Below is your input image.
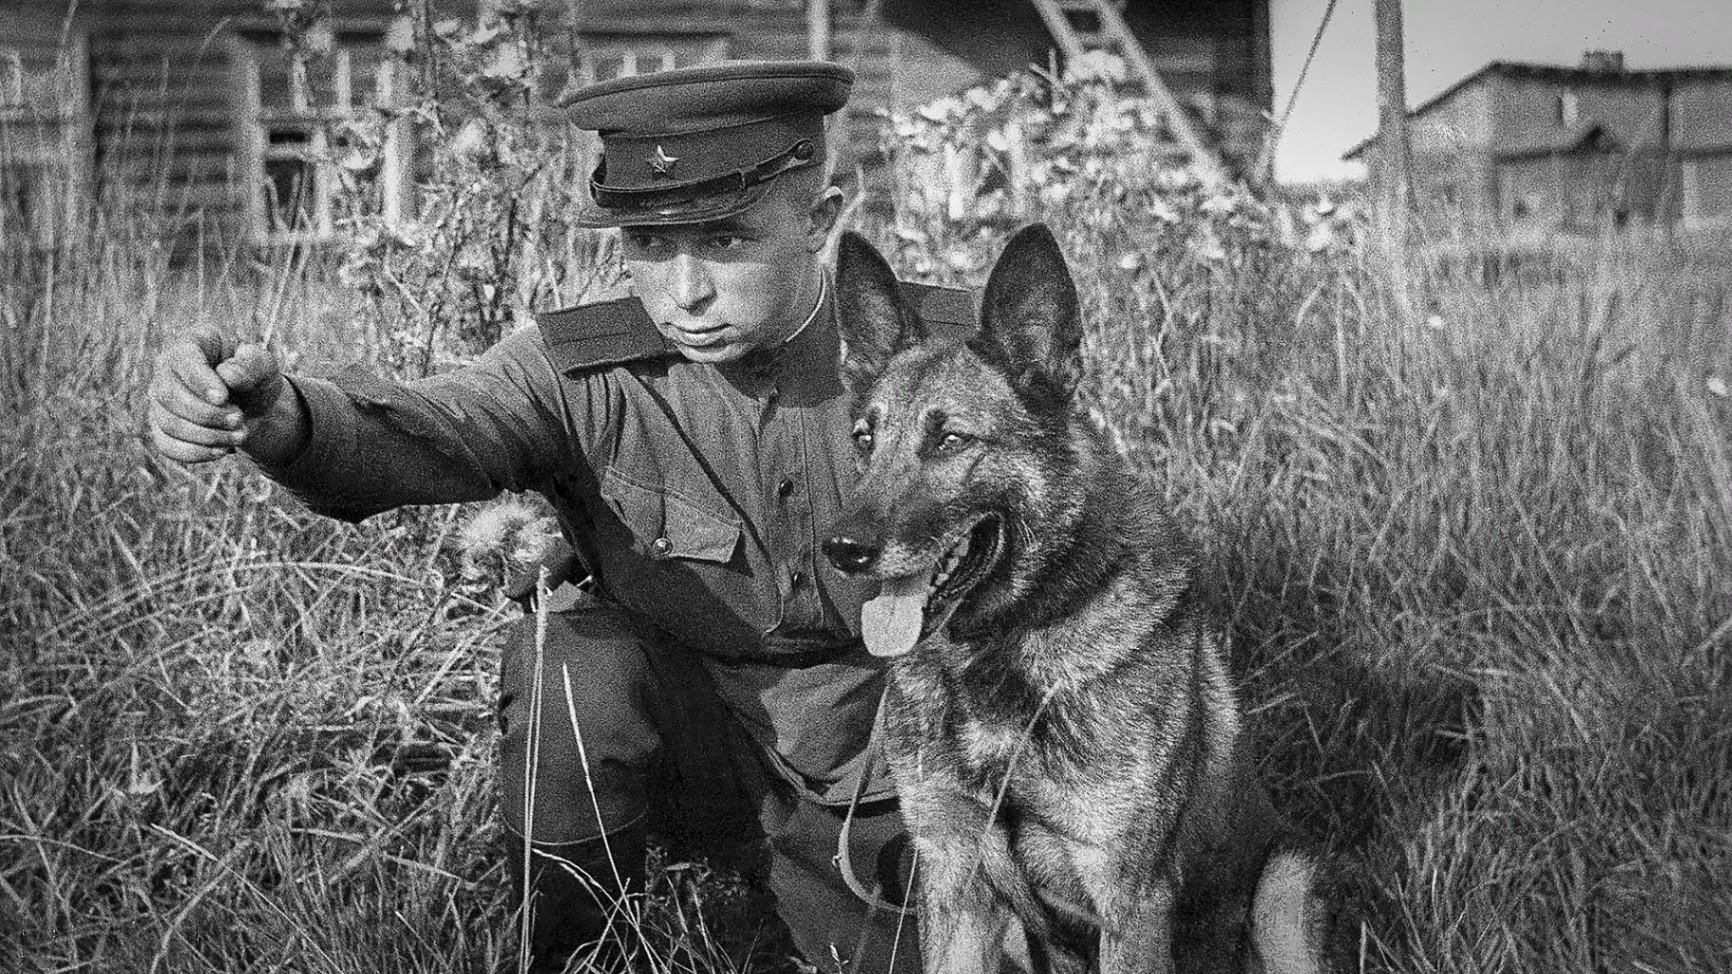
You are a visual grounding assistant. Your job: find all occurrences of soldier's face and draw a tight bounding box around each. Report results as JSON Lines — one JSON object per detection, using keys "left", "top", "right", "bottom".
{"left": 621, "top": 181, "right": 837, "bottom": 365}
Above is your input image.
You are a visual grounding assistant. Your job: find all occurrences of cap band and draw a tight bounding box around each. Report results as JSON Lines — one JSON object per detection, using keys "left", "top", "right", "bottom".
{"left": 589, "top": 137, "right": 816, "bottom": 213}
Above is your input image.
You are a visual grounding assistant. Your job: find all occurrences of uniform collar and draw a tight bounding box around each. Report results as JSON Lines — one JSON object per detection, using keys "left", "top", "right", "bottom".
{"left": 720, "top": 273, "right": 841, "bottom": 404}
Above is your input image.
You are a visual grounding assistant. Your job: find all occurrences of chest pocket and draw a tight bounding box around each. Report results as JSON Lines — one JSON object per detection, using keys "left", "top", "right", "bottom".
{"left": 600, "top": 466, "right": 742, "bottom": 564}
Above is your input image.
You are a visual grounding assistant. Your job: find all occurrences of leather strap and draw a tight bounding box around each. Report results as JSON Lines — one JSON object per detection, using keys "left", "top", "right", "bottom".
{"left": 833, "top": 684, "right": 917, "bottom": 917}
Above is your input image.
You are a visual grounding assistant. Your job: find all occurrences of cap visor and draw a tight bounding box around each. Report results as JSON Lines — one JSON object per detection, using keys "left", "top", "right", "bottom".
{"left": 571, "top": 180, "right": 776, "bottom": 230}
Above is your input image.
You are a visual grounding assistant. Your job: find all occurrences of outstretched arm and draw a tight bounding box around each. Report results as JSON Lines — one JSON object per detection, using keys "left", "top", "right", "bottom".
{"left": 147, "top": 327, "right": 586, "bottom": 522}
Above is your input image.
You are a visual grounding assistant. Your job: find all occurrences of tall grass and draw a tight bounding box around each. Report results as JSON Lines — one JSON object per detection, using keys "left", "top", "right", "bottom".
{"left": 1051, "top": 215, "right": 1732, "bottom": 970}
{"left": 5, "top": 152, "right": 1731, "bottom": 972}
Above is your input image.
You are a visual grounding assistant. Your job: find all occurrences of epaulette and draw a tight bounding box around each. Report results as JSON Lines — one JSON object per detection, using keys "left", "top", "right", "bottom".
{"left": 537, "top": 296, "right": 678, "bottom": 373}
{"left": 898, "top": 281, "right": 978, "bottom": 340}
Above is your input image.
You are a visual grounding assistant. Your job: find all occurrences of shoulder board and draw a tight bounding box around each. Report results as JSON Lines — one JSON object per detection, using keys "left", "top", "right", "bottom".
{"left": 536, "top": 296, "right": 677, "bottom": 373}
{"left": 897, "top": 281, "right": 978, "bottom": 340}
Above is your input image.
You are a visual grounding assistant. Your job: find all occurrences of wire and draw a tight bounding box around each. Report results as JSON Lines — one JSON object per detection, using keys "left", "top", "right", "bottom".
{"left": 1255, "top": 0, "right": 1341, "bottom": 182}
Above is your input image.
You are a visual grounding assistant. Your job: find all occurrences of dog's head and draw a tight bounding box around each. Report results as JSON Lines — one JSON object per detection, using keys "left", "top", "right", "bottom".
{"left": 824, "top": 225, "right": 1088, "bottom": 657}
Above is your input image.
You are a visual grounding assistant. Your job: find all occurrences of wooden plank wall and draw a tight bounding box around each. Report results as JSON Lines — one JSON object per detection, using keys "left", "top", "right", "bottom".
{"left": 5, "top": 0, "right": 1270, "bottom": 244}
{"left": 81, "top": 0, "right": 415, "bottom": 240}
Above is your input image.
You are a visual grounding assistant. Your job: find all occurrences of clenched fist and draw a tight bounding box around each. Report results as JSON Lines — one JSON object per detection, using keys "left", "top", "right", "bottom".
{"left": 148, "top": 331, "right": 307, "bottom": 466}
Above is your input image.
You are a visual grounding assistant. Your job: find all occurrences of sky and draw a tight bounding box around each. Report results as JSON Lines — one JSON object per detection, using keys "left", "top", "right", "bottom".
{"left": 1267, "top": 0, "right": 1732, "bottom": 183}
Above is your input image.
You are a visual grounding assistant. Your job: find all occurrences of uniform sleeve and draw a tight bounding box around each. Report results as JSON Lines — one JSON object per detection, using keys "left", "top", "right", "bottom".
{"left": 258, "top": 327, "right": 592, "bottom": 522}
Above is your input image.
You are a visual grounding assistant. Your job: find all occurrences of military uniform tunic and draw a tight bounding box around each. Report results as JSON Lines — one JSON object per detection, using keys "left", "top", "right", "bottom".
{"left": 262, "top": 281, "right": 975, "bottom": 806}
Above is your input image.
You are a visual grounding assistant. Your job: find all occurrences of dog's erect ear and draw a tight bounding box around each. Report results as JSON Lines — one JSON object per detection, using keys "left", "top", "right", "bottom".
{"left": 836, "top": 231, "right": 926, "bottom": 393}
{"left": 974, "top": 224, "right": 1082, "bottom": 405}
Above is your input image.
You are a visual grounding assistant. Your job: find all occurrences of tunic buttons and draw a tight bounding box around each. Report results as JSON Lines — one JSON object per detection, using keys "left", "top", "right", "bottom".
{"left": 777, "top": 477, "right": 797, "bottom": 499}
{"left": 650, "top": 536, "right": 673, "bottom": 559}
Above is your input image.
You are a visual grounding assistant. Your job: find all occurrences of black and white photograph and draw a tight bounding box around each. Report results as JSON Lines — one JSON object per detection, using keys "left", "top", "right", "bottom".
{"left": 2, "top": 0, "right": 1727, "bottom": 971}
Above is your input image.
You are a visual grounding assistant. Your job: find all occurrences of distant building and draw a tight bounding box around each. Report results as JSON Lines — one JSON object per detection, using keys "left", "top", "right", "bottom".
{"left": 1, "top": 0, "right": 1271, "bottom": 249}
{"left": 1346, "top": 52, "right": 1732, "bottom": 238}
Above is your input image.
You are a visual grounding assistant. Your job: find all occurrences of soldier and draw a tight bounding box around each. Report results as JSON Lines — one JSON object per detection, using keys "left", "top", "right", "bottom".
{"left": 146, "top": 60, "right": 975, "bottom": 973}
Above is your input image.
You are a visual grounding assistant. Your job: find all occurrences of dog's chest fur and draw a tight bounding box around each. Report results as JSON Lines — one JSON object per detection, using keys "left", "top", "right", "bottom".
{"left": 884, "top": 563, "right": 1200, "bottom": 825}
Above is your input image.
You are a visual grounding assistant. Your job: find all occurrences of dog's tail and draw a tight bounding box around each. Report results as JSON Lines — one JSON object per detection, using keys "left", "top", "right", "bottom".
{"left": 1247, "top": 849, "right": 1325, "bottom": 974}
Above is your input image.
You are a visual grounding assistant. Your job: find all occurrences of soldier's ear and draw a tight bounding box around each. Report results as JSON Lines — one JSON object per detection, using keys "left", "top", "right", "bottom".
{"left": 807, "top": 185, "right": 845, "bottom": 252}
{"left": 836, "top": 231, "right": 925, "bottom": 394}
{"left": 972, "top": 224, "right": 1082, "bottom": 407}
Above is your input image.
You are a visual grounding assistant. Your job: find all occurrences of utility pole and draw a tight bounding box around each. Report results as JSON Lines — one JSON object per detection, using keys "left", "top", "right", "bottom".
{"left": 1374, "top": 0, "right": 1414, "bottom": 311}
{"left": 808, "top": 0, "right": 832, "bottom": 61}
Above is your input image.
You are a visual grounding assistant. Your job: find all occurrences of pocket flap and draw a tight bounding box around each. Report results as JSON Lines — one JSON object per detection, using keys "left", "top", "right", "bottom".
{"left": 601, "top": 468, "right": 741, "bottom": 564}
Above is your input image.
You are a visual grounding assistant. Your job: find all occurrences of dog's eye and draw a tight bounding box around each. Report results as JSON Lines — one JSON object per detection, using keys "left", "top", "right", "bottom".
{"left": 852, "top": 421, "right": 875, "bottom": 453}
{"left": 935, "top": 431, "right": 973, "bottom": 454}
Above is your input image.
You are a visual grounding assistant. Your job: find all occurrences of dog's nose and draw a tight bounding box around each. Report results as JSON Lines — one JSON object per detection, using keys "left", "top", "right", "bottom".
{"left": 823, "top": 534, "right": 881, "bottom": 574}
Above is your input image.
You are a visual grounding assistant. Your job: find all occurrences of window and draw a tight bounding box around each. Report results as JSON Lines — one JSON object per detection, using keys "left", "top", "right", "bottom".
{"left": 0, "top": 51, "right": 24, "bottom": 108}
{"left": 228, "top": 25, "right": 412, "bottom": 245}
{"left": 0, "top": 26, "right": 92, "bottom": 249}
{"left": 572, "top": 32, "right": 730, "bottom": 86}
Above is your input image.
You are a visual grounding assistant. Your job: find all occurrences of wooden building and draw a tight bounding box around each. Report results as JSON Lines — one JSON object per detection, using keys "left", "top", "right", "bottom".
{"left": 1347, "top": 52, "right": 1732, "bottom": 239}
{"left": 0, "top": 0, "right": 1271, "bottom": 247}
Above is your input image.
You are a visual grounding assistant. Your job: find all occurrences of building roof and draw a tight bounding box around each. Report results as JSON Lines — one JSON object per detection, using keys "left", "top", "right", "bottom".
{"left": 1342, "top": 59, "right": 1732, "bottom": 161}
{"left": 1493, "top": 121, "right": 1619, "bottom": 160}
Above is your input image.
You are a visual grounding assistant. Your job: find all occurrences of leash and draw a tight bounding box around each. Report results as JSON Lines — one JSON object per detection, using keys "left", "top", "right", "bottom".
{"left": 835, "top": 681, "right": 1105, "bottom": 942}
{"left": 834, "top": 684, "right": 918, "bottom": 917}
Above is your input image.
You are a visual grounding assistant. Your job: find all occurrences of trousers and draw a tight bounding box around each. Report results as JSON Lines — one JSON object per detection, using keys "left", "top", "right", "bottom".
{"left": 496, "top": 595, "right": 921, "bottom": 973}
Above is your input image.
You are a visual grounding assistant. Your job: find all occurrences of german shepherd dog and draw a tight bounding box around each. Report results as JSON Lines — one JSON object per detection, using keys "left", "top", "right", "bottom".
{"left": 822, "top": 226, "right": 1325, "bottom": 974}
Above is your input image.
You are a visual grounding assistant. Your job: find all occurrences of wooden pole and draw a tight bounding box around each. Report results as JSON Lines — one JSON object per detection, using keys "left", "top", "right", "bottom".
{"left": 1374, "top": 0, "right": 1414, "bottom": 310}
{"left": 566, "top": 0, "right": 584, "bottom": 76}
{"left": 808, "top": 0, "right": 832, "bottom": 61}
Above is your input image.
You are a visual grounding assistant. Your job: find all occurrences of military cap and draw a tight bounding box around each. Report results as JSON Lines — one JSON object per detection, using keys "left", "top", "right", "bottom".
{"left": 562, "top": 60, "right": 853, "bottom": 228}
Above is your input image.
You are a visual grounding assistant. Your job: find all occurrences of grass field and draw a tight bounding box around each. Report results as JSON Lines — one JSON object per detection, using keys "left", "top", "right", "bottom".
{"left": 4, "top": 188, "right": 1731, "bottom": 973}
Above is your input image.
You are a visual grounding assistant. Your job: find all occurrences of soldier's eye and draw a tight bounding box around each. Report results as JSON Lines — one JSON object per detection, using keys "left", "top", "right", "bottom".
{"left": 624, "top": 232, "right": 669, "bottom": 255}
{"left": 709, "top": 234, "right": 747, "bottom": 250}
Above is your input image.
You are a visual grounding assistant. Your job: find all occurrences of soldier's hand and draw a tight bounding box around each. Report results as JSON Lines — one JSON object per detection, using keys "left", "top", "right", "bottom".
{"left": 148, "top": 330, "right": 303, "bottom": 465}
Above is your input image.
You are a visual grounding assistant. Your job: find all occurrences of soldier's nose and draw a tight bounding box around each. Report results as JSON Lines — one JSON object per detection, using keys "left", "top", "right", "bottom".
{"left": 823, "top": 534, "right": 881, "bottom": 574}
{"left": 671, "top": 253, "right": 715, "bottom": 310}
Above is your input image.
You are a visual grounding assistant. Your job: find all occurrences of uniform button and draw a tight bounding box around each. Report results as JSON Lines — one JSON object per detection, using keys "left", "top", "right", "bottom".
{"left": 777, "top": 477, "right": 796, "bottom": 499}
{"left": 789, "top": 570, "right": 805, "bottom": 587}
{"left": 649, "top": 536, "right": 673, "bottom": 559}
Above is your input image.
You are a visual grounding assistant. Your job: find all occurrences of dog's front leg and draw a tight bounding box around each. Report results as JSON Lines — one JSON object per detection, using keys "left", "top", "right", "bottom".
{"left": 1095, "top": 879, "right": 1176, "bottom": 974}
{"left": 915, "top": 832, "right": 1013, "bottom": 974}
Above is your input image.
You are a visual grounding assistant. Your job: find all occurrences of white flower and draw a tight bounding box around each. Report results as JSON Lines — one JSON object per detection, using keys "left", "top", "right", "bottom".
{"left": 1194, "top": 229, "right": 1227, "bottom": 263}
{"left": 1064, "top": 51, "right": 1129, "bottom": 85}
{"left": 1304, "top": 222, "right": 1337, "bottom": 253}
{"left": 917, "top": 97, "right": 961, "bottom": 124}
{"left": 1199, "top": 193, "right": 1238, "bottom": 217}
{"left": 450, "top": 118, "right": 495, "bottom": 166}
{"left": 1155, "top": 168, "right": 1198, "bottom": 192}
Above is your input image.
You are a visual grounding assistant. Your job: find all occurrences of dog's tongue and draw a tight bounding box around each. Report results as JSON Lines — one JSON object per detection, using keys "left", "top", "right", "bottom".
{"left": 861, "top": 576, "right": 929, "bottom": 657}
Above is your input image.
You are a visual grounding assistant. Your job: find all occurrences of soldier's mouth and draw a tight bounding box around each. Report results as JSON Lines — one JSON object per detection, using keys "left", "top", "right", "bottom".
{"left": 860, "top": 514, "right": 1004, "bottom": 658}
{"left": 665, "top": 321, "right": 733, "bottom": 346}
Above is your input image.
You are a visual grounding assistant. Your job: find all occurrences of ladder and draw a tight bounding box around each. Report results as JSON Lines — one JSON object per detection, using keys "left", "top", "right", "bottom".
{"left": 1026, "top": 0, "right": 1228, "bottom": 185}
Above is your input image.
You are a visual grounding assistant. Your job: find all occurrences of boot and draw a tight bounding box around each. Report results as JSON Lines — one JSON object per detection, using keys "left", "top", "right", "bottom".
{"left": 506, "top": 822, "right": 647, "bottom": 973}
